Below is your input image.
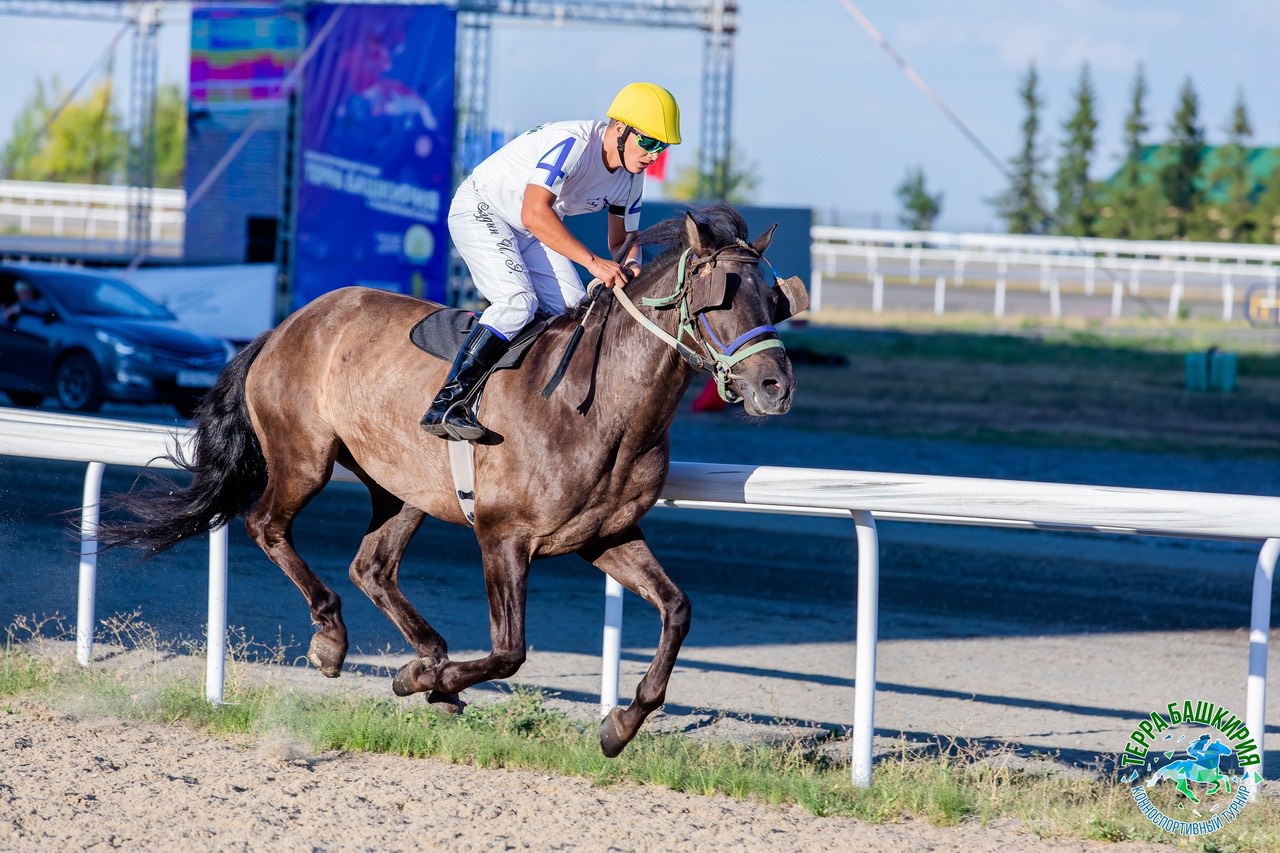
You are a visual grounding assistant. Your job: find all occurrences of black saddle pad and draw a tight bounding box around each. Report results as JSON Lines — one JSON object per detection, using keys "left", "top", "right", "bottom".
{"left": 409, "top": 307, "right": 552, "bottom": 370}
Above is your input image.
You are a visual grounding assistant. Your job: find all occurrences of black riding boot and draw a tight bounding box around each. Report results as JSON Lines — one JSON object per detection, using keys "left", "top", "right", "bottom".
{"left": 420, "top": 324, "right": 510, "bottom": 441}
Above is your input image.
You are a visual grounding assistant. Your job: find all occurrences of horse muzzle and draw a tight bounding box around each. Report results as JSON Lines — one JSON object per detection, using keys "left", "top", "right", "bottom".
{"left": 736, "top": 366, "right": 794, "bottom": 416}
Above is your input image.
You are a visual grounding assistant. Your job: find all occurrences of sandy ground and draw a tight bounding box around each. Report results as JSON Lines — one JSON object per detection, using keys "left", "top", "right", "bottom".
{"left": 1, "top": 697, "right": 1172, "bottom": 853}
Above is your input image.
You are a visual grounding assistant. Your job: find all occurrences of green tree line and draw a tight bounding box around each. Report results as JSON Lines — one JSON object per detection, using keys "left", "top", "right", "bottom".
{"left": 1, "top": 74, "right": 185, "bottom": 188}
{"left": 993, "top": 62, "right": 1280, "bottom": 244}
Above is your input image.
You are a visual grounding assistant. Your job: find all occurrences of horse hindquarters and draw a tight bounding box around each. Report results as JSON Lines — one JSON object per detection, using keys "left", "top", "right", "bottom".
{"left": 240, "top": 307, "right": 361, "bottom": 677}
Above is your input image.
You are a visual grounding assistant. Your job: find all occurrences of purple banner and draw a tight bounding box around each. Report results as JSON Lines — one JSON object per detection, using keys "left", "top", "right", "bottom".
{"left": 294, "top": 3, "right": 456, "bottom": 309}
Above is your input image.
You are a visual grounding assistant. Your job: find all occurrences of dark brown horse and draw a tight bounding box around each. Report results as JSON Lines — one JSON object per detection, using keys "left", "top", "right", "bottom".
{"left": 100, "top": 203, "right": 807, "bottom": 755}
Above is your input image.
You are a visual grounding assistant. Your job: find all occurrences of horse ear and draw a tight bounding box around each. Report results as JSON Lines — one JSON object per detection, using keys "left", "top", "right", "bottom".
{"left": 772, "top": 275, "right": 809, "bottom": 323}
{"left": 749, "top": 223, "right": 777, "bottom": 256}
{"left": 684, "top": 212, "right": 705, "bottom": 254}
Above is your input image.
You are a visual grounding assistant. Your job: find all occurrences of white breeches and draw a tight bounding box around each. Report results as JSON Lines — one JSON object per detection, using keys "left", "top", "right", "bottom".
{"left": 448, "top": 184, "right": 585, "bottom": 339}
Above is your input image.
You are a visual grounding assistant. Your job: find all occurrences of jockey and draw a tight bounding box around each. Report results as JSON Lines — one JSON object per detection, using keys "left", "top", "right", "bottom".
{"left": 421, "top": 82, "right": 682, "bottom": 441}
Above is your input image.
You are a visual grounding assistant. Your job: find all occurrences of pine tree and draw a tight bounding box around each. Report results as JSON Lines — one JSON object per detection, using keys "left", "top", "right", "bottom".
{"left": 1208, "top": 90, "right": 1255, "bottom": 242}
{"left": 993, "top": 63, "right": 1048, "bottom": 234}
{"left": 1251, "top": 167, "right": 1280, "bottom": 244}
{"left": 896, "top": 166, "right": 943, "bottom": 230}
{"left": 1054, "top": 63, "right": 1099, "bottom": 236}
{"left": 1099, "top": 64, "right": 1155, "bottom": 239}
{"left": 1159, "top": 77, "right": 1205, "bottom": 238}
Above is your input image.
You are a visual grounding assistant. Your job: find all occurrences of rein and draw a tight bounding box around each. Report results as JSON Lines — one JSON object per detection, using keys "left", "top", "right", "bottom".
{"left": 610, "top": 239, "right": 784, "bottom": 403}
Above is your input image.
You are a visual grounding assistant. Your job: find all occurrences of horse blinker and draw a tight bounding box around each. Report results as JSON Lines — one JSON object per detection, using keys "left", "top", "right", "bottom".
{"left": 772, "top": 276, "right": 809, "bottom": 323}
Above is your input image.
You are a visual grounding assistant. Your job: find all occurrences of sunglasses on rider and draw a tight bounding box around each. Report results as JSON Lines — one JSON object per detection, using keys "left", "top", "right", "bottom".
{"left": 632, "top": 131, "right": 669, "bottom": 155}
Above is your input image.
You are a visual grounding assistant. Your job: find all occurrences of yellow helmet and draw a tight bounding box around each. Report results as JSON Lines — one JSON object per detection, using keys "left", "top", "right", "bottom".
{"left": 607, "top": 82, "right": 681, "bottom": 144}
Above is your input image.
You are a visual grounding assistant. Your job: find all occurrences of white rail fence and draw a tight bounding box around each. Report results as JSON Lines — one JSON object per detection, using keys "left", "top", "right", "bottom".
{"left": 2, "top": 408, "right": 1279, "bottom": 788}
{"left": 811, "top": 226, "right": 1280, "bottom": 321}
{"left": 0, "top": 179, "right": 184, "bottom": 250}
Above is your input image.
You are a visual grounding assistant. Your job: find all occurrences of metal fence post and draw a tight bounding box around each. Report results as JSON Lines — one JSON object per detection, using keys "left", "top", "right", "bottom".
{"left": 77, "top": 462, "right": 106, "bottom": 666}
{"left": 1246, "top": 538, "right": 1279, "bottom": 788}
{"left": 205, "top": 524, "right": 229, "bottom": 704}
{"left": 600, "top": 575, "right": 624, "bottom": 716}
{"left": 851, "top": 510, "right": 880, "bottom": 788}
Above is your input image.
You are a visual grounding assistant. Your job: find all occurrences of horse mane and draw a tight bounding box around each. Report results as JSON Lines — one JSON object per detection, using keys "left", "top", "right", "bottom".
{"left": 558, "top": 201, "right": 748, "bottom": 326}
{"left": 637, "top": 201, "right": 749, "bottom": 265}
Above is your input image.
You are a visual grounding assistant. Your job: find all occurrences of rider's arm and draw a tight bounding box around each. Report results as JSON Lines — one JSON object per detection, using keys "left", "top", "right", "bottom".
{"left": 521, "top": 185, "right": 628, "bottom": 288}
{"left": 608, "top": 214, "right": 640, "bottom": 275}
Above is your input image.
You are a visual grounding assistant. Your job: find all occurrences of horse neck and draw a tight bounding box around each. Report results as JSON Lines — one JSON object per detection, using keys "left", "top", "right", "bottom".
{"left": 582, "top": 250, "right": 698, "bottom": 433}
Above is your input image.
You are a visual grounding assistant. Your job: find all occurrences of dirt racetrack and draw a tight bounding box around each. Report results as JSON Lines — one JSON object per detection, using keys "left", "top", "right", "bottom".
{"left": 2, "top": 697, "right": 1170, "bottom": 853}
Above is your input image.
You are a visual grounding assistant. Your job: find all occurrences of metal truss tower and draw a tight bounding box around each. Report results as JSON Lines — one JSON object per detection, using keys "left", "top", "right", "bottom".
{"left": 125, "top": 1, "right": 163, "bottom": 259}
{"left": 698, "top": 0, "right": 735, "bottom": 199}
{"left": 454, "top": 0, "right": 737, "bottom": 200}
{"left": 455, "top": 4, "right": 492, "bottom": 187}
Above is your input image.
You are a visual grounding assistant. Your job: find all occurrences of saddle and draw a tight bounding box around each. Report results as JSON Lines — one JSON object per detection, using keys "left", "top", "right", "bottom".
{"left": 409, "top": 307, "right": 553, "bottom": 369}
{"left": 409, "top": 307, "right": 557, "bottom": 528}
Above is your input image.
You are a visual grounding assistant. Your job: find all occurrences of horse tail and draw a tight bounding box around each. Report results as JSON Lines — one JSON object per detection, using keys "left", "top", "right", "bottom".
{"left": 97, "top": 331, "right": 273, "bottom": 554}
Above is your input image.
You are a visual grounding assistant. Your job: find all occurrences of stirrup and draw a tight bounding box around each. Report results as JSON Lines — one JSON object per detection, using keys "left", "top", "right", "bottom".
{"left": 422, "top": 401, "right": 486, "bottom": 442}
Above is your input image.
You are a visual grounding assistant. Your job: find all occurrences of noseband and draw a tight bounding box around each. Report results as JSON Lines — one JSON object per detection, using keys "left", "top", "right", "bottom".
{"left": 610, "top": 238, "right": 785, "bottom": 403}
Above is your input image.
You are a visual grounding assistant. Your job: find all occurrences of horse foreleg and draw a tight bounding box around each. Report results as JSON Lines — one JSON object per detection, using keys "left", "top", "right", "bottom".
{"left": 345, "top": 490, "right": 463, "bottom": 712}
{"left": 579, "top": 527, "right": 691, "bottom": 758}
{"left": 393, "top": 536, "right": 530, "bottom": 699}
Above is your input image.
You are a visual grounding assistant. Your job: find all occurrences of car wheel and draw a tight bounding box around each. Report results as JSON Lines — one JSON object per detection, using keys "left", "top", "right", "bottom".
{"left": 54, "top": 353, "right": 105, "bottom": 413}
{"left": 4, "top": 391, "right": 43, "bottom": 408}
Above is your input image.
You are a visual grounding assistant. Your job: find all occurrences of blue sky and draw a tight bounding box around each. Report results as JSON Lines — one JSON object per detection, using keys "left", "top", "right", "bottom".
{"left": 2, "top": 1, "right": 1278, "bottom": 231}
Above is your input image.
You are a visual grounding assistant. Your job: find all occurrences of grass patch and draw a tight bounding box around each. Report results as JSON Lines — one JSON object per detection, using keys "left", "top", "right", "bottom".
{"left": 772, "top": 321, "right": 1280, "bottom": 458}
{"left": 4, "top": 625, "right": 1280, "bottom": 851}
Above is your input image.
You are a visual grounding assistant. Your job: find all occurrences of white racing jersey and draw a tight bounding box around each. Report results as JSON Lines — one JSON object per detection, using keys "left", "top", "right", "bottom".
{"left": 463, "top": 119, "right": 643, "bottom": 233}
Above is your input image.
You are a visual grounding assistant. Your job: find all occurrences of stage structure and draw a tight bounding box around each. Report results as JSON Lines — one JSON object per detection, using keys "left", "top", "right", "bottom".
{"left": 453, "top": 0, "right": 737, "bottom": 199}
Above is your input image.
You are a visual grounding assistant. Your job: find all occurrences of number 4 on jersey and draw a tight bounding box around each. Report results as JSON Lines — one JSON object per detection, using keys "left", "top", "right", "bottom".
{"left": 536, "top": 137, "right": 576, "bottom": 187}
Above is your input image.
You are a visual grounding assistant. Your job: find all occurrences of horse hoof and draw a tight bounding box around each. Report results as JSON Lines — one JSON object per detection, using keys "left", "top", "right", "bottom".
{"left": 599, "top": 708, "right": 629, "bottom": 758}
{"left": 392, "top": 657, "right": 437, "bottom": 697}
{"left": 427, "top": 690, "right": 466, "bottom": 715}
{"left": 307, "top": 633, "right": 347, "bottom": 678}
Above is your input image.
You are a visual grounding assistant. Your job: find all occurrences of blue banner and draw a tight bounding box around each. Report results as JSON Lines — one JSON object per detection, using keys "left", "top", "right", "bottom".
{"left": 294, "top": 3, "right": 456, "bottom": 310}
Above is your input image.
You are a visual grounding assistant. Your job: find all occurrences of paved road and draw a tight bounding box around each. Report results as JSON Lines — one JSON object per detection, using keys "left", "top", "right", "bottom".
{"left": 2, "top": 401, "right": 1279, "bottom": 772}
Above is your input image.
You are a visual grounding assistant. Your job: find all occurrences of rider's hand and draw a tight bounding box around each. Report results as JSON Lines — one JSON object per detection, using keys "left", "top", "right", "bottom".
{"left": 585, "top": 255, "right": 629, "bottom": 289}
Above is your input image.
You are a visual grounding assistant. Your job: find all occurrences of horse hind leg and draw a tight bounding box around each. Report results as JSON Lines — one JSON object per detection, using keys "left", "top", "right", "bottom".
{"left": 344, "top": 478, "right": 463, "bottom": 712}
{"left": 579, "top": 527, "right": 691, "bottom": 758}
{"left": 245, "top": 448, "right": 348, "bottom": 677}
{"left": 394, "top": 535, "right": 531, "bottom": 701}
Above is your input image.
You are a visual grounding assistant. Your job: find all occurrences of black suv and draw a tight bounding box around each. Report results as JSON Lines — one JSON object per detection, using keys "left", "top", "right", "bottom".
{"left": 0, "top": 264, "right": 234, "bottom": 417}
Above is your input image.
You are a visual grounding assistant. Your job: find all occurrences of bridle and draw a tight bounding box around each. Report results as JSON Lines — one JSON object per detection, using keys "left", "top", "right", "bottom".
{"left": 610, "top": 238, "right": 785, "bottom": 403}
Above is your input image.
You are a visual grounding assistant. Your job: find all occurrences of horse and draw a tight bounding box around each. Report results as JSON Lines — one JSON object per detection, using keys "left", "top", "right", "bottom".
{"left": 1145, "top": 737, "right": 1234, "bottom": 804}
{"left": 98, "top": 202, "right": 807, "bottom": 756}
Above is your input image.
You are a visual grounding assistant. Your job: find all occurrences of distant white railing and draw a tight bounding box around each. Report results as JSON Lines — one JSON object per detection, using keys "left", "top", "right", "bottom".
{"left": 3, "top": 409, "right": 1280, "bottom": 788}
{"left": 811, "top": 225, "right": 1280, "bottom": 321}
{"left": 0, "top": 179, "right": 184, "bottom": 246}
